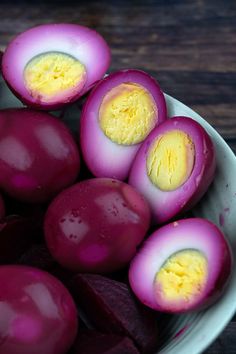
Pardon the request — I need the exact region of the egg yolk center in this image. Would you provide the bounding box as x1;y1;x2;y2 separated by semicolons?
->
24;52;86;102
155;250;208;302
146;130;195;191
99;82;157;145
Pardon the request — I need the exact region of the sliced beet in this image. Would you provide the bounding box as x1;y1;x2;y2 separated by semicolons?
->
70;274;159;353
0;215;42;263
70;330;139;354
18;243;75;286
19;243;56;270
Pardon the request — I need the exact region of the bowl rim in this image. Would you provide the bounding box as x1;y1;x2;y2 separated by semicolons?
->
158;93;236;354
0;76;235;354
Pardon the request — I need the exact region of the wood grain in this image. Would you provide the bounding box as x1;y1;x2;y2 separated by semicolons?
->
0;1;236;353
0;0;235;152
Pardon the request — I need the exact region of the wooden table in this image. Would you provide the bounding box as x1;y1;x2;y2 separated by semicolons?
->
0;0;235;353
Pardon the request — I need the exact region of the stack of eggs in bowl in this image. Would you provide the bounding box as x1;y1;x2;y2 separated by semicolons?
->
0;23;235;354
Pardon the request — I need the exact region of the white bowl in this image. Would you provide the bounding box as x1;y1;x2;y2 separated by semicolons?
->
0;77;235;354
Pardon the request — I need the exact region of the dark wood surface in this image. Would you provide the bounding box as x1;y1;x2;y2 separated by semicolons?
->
0;1;235;353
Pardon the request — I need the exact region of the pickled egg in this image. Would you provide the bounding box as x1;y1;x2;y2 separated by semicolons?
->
80;69;167;180
129;218;232;313
129;116;216;224
2;24;111;110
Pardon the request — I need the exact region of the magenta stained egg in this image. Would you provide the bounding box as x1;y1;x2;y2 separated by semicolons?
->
80;69;167;180
0;265;78;354
0;108;80;203
44;178;150;273
129;116;216;224
129;218;233;313
2;24;111;110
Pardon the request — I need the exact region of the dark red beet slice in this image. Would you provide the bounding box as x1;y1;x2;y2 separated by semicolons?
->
0;215;42;263
19;243;56;270
70;274;159;353
18;243;75;286
70;330;139;354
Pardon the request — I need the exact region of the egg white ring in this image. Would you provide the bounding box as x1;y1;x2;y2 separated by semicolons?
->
80;69;167;180
2;24;110;108
129;218;232;312
129;116;216;223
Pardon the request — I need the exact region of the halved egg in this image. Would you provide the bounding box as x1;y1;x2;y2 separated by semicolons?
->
129;116;216;224
129;218;233;313
80;69;167;180
2;24;111;110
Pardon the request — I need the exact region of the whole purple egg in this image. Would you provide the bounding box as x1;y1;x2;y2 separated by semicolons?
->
0;265;78;354
2;24;111;110
0;108;80;203
80;69;167;180
44;178;150;273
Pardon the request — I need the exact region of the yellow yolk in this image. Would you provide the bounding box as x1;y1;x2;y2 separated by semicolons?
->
24;52;86;102
99;82;157;145
146;130;195;191
155;250;208;302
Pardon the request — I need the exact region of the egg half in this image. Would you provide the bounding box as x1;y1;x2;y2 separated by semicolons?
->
2;24;111;110
129;218;233;313
80;69;167;180
129;116;216;224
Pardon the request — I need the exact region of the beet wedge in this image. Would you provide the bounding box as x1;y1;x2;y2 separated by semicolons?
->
70;274;159;353
70;330;139;354
19;243;75;286
0;215;42;263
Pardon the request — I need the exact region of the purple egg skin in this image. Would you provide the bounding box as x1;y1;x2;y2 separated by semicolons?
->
0;265;78;354
80;69;167;180
129;218;233;313
0;108;80;203
0;194;5;219
129;116;216;224
2;24;111;110
44;178;151;273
